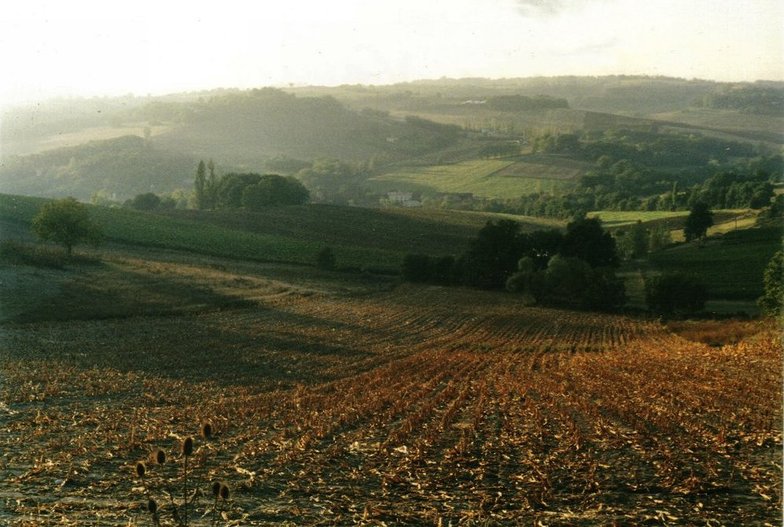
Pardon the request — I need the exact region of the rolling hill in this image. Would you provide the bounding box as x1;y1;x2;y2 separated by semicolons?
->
0;193;561;273
1;77;781;203
0;89;463;201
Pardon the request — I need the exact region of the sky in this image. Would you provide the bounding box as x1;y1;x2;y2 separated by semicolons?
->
0;0;781;106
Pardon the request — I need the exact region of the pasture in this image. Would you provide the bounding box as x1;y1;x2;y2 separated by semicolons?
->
0;245;780;525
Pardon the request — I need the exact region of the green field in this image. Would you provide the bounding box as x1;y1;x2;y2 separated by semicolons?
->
0;195;398;272
370;156;580;199
0;194;563;275
590;209;754;236
648;227;782;300
4;192;776;303
588;210;690;227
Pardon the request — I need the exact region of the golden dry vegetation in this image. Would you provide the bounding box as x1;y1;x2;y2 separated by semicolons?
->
0;250;781;525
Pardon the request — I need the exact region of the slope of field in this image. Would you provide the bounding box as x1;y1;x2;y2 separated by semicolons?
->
649;226;782;300
0;269;780;525
0;195;391;272
370;156;580;198
0;194;560;276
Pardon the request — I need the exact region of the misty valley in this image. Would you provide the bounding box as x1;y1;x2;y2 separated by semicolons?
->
0;75;781;525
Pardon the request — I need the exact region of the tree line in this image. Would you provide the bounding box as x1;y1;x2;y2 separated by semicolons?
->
402;217;627;311
471;156;779;220
126;160;310;212
192;159;309;210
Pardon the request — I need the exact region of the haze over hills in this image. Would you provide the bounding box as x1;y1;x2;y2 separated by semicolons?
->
2;2;783;524
0;76;782;202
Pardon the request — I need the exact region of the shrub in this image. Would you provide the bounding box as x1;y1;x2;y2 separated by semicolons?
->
431;255;456;285
507;255;625;310
645;272;707;315
401;253;433;283
758;250;783;316
129;193;162;211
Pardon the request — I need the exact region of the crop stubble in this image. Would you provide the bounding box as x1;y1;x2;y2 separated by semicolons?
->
0;285;780;525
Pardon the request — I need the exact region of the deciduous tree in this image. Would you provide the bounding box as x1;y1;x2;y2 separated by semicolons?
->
684;202;713;242
32;197;102;257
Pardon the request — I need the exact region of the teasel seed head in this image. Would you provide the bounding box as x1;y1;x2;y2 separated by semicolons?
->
182;436;194;457
135;461;146;478
154;448;166;465
211;480;222;497
201;422;213;439
220;483;230;500
147;498;158;514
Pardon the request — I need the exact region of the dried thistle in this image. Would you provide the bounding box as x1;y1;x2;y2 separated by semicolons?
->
181;436;194;525
201;422;213;439
219;483;230;500
211;480;222;497
154;449;166;465
135;461;146;478
182;436;194;457
147;497;158;514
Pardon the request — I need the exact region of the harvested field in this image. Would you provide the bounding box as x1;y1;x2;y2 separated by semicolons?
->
0;277;781;525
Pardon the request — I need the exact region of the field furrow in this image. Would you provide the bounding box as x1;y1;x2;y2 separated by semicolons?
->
0;284;780;525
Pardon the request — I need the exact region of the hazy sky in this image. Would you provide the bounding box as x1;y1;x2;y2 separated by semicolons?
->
1;0;781;105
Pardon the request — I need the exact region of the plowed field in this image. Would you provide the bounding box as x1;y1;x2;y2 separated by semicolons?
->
1;282;780;525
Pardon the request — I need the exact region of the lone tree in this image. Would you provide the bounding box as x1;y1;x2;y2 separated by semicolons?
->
684;202;713;242
32;197;102;257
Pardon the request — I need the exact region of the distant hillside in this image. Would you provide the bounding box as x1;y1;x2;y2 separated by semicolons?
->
0;89;462;200
2;76;781;203
288;76;721;117
696;84;784;115
153;88;461;164
289;77;784;144
0;136;196;201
